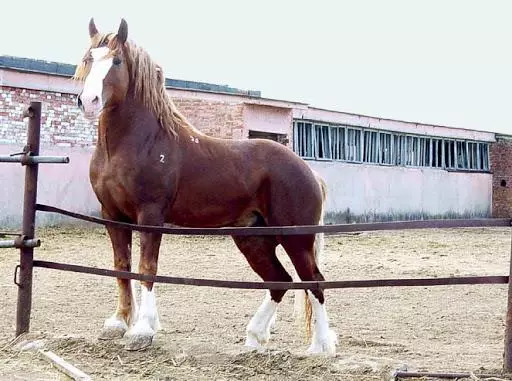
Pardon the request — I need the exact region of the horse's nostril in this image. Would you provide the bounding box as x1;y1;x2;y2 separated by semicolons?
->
77;96;83;109
92;96;99;104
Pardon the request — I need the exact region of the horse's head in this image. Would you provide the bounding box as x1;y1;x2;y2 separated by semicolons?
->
76;18;130;119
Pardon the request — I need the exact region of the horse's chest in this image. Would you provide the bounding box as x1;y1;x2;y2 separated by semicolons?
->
90;157;137;215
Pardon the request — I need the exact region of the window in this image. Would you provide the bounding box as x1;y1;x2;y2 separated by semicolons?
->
346;128;362;162
293;122;314;158
314;124;331;159
479;143;489;170
467;142;478;169
432;138;443;168
331;127;345;160
292;120;490;172
379;132;392;164
363;130;378;163
444;139;455;168
456;140;467;169
405;136;419;166
392;135;406;166
418;137;431;166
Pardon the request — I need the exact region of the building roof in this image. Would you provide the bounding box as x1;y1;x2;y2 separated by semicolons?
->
0;55;261;97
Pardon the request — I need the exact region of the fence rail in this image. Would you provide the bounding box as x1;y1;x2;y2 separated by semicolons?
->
32;260;509;290
0;238;40;249
0;156;69;165
36;203;512;235
3;101;512;375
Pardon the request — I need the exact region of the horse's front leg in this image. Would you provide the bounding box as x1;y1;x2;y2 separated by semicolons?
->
100;222;136;340
124;208;163;351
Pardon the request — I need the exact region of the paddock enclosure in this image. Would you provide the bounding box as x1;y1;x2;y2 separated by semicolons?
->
1;227;512;380
2;103;512;380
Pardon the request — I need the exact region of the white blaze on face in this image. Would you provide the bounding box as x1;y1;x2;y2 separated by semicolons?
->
80;47;113;119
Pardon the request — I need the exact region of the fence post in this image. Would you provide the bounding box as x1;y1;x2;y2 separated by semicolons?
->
15;101;41;336
504;225;512;372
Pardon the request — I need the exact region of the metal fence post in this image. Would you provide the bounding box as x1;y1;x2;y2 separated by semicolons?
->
504;224;512;372
15;101;41;336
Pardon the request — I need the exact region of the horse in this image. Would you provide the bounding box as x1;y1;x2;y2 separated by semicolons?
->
74;18;337;354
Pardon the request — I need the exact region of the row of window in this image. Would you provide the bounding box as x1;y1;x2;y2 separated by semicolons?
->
293;121;490;171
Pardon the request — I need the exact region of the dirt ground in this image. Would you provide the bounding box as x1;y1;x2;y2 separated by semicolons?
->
1;226;512;380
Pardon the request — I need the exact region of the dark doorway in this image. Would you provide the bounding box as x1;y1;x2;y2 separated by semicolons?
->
248;130;289;145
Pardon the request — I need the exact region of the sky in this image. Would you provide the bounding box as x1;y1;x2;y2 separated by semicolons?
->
1;0;511;134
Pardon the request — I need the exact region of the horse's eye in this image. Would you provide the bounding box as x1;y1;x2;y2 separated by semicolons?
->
113;57;122;66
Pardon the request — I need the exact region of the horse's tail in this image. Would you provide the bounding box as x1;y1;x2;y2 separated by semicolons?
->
295;172;327;341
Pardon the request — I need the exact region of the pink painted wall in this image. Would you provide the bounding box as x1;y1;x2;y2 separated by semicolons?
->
0;144;100;227
242;104;293;137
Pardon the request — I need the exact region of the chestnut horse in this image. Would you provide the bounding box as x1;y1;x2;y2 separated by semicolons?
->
74;18;337;354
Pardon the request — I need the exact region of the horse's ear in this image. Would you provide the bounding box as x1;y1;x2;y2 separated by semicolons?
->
88;18;98;38
117;18;128;44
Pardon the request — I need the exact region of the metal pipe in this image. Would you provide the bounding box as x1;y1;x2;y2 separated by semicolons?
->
32;260;508;290
16;102;41;337
0;156;69;164
0;239;40;249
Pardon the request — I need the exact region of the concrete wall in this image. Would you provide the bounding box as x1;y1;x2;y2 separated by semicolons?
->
243;104;292;136
0;144;100;227
0;67;501;227
309;161;492;222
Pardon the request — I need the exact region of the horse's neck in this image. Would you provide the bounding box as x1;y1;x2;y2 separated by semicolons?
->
97;97;169;156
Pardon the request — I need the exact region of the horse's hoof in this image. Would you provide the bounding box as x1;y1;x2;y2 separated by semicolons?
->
124;335;153;351
98;327;126;340
244;333;267;353
307;330;338;356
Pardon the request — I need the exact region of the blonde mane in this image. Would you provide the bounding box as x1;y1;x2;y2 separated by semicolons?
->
74;33;197;137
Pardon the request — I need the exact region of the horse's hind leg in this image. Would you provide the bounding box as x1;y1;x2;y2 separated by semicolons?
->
280;235;337;355
232;235;292;351
100;213;137;340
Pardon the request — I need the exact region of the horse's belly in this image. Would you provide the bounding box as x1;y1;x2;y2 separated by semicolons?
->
167;199;258;228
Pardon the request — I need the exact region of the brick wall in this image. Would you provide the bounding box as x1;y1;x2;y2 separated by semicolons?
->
0;86;97;147
0;86;245;147
490;137;512;218
173;98;245;139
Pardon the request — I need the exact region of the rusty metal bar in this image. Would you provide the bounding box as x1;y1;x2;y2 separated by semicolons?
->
0;155;69;164
16;102;41;337
0;231;21;236
0;238;40;249
505;229;512;372
32;260;508;290
393;370;503;379
35;203;512;236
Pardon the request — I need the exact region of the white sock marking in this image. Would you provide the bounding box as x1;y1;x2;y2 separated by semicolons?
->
246;291;278;348
307;291;337;355
126;284;161;337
